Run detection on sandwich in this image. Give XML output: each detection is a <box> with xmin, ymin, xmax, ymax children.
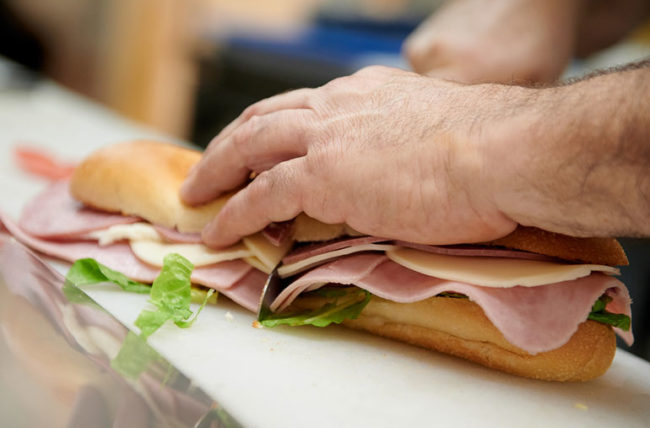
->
<box><xmin>1</xmin><ymin>140</ymin><xmax>633</xmax><ymax>381</ymax></box>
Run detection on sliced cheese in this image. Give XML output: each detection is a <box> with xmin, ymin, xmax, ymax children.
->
<box><xmin>130</xmin><ymin>241</ymin><xmax>252</xmax><ymax>267</ymax></box>
<box><xmin>89</xmin><ymin>222</ymin><xmax>162</xmax><ymax>246</ymax></box>
<box><xmin>90</xmin><ymin>223</ymin><xmax>293</xmax><ymax>271</ymax></box>
<box><xmin>278</xmin><ymin>244</ymin><xmax>396</xmax><ymax>277</ymax></box>
<box><xmin>386</xmin><ymin>247</ymin><xmax>619</xmax><ymax>288</ymax></box>
<box><xmin>243</xmin><ymin>232</ymin><xmax>293</xmax><ymax>272</ymax></box>
<box><xmin>245</xmin><ymin>256</ymin><xmax>272</xmax><ymax>274</ymax></box>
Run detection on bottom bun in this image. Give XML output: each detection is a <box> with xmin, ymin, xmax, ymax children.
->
<box><xmin>293</xmin><ymin>295</ymin><xmax>616</xmax><ymax>382</ymax></box>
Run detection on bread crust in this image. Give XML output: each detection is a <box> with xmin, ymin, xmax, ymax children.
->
<box><xmin>485</xmin><ymin>226</ymin><xmax>628</xmax><ymax>266</ymax></box>
<box><xmin>293</xmin><ymin>295</ymin><xmax>616</xmax><ymax>381</ymax></box>
<box><xmin>70</xmin><ymin>140</ymin><xmax>233</xmax><ymax>233</ymax></box>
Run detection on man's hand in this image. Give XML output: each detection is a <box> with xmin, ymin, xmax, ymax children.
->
<box><xmin>403</xmin><ymin>0</ymin><xmax>583</xmax><ymax>83</ymax></box>
<box><xmin>182</xmin><ymin>64</ymin><xmax>650</xmax><ymax>247</ymax></box>
<box><xmin>181</xmin><ymin>66</ymin><xmax>521</xmax><ymax>248</ymax></box>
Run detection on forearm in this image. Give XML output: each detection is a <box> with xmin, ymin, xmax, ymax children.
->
<box><xmin>485</xmin><ymin>62</ymin><xmax>650</xmax><ymax>237</ymax></box>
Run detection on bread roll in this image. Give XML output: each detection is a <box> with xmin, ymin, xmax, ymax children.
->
<box><xmin>292</xmin><ymin>295</ymin><xmax>616</xmax><ymax>381</ymax></box>
<box><xmin>71</xmin><ymin>140</ymin><xmax>231</xmax><ymax>233</ymax></box>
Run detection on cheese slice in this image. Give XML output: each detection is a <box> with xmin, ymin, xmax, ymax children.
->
<box><xmin>90</xmin><ymin>222</ymin><xmax>293</xmax><ymax>270</ymax></box>
<box><xmin>89</xmin><ymin>222</ymin><xmax>162</xmax><ymax>246</ymax></box>
<box><xmin>130</xmin><ymin>240</ymin><xmax>252</xmax><ymax>267</ymax></box>
<box><xmin>245</xmin><ymin>256</ymin><xmax>272</xmax><ymax>274</ymax></box>
<box><xmin>386</xmin><ymin>247</ymin><xmax>619</xmax><ymax>288</ymax></box>
<box><xmin>278</xmin><ymin>244</ymin><xmax>396</xmax><ymax>277</ymax></box>
<box><xmin>243</xmin><ymin>232</ymin><xmax>293</xmax><ymax>272</ymax></box>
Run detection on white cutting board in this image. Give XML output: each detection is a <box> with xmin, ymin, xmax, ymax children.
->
<box><xmin>1</xmin><ymin>75</ymin><xmax>649</xmax><ymax>428</ymax></box>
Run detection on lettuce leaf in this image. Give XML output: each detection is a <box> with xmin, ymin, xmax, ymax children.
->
<box><xmin>66</xmin><ymin>258</ymin><xmax>151</xmax><ymax>293</ymax></box>
<box><xmin>259</xmin><ymin>287</ymin><xmax>370</xmax><ymax>328</ymax></box>
<box><xmin>135</xmin><ymin>253</ymin><xmax>214</xmax><ymax>339</ymax></box>
<box><xmin>588</xmin><ymin>295</ymin><xmax>630</xmax><ymax>331</ymax></box>
<box><xmin>111</xmin><ymin>331</ymin><xmax>166</xmax><ymax>379</ymax></box>
<box><xmin>66</xmin><ymin>254</ymin><xmax>214</xmax><ymax>339</ymax></box>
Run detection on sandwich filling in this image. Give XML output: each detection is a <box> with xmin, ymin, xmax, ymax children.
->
<box><xmin>0</xmin><ymin>179</ymin><xmax>634</xmax><ymax>356</ymax></box>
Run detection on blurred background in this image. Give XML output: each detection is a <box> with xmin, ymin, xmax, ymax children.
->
<box><xmin>1</xmin><ymin>0</ymin><xmax>649</xmax><ymax>361</ymax></box>
<box><xmin>3</xmin><ymin>0</ymin><xmax>648</xmax><ymax>144</ymax></box>
<box><xmin>0</xmin><ymin>0</ymin><xmax>440</xmax><ymax>144</ymax></box>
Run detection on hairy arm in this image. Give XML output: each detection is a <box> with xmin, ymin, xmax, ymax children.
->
<box><xmin>487</xmin><ymin>61</ymin><xmax>650</xmax><ymax>237</ymax></box>
<box><xmin>181</xmin><ymin>64</ymin><xmax>650</xmax><ymax>248</ymax></box>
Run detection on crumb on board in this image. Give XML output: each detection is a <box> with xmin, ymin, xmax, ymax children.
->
<box><xmin>573</xmin><ymin>403</ymin><xmax>589</xmax><ymax>411</ymax></box>
<box><xmin>252</xmin><ymin>321</ymin><xmax>264</xmax><ymax>329</ymax></box>
<box><xmin>225</xmin><ymin>311</ymin><xmax>234</xmax><ymax>322</ymax></box>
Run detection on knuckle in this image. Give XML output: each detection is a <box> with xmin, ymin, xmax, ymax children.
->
<box><xmin>233</xmin><ymin>115</ymin><xmax>262</xmax><ymax>150</ymax></box>
<box><xmin>248</xmin><ymin>170</ymin><xmax>273</xmax><ymax>199</ymax></box>
<box><xmin>241</xmin><ymin>102</ymin><xmax>262</xmax><ymax>120</ymax></box>
<box><xmin>355</xmin><ymin>65</ymin><xmax>392</xmax><ymax>78</ymax></box>
<box><xmin>322</xmin><ymin>75</ymin><xmax>348</xmax><ymax>92</ymax></box>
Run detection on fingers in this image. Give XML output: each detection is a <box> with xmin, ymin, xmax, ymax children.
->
<box><xmin>204</xmin><ymin>88</ymin><xmax>315</xmax><ymax>153</ymax></box>
<box><xmin>201</xmin><ymin>158</ymin><xmax>306</xmax><ymax>248</ymax></box>
<box><xmin>181</xmin><ymin>109</ymin><xmax>315</xmax><ymax>205</ymax></box>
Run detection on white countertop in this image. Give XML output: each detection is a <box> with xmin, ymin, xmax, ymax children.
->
<box><xmin>1</xmin><ymin>70</ymin><xmax>650</xmax><ymax>428</ymax></box>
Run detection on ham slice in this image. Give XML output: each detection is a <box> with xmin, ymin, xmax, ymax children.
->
<box><xmin>393</xmin><ymin>241</ymin><xmax>559</xmax><ymax>262</ymax></box>
<box><xmin>282</xmin><ymin>236</ymin><xmax>388</xmax><ymax>265</ymax></box>
<box><xmin>18</xmin><ymin>180</ymin><xmax>139</xmax><ymax>239</ymax></box>
<box><xmin>14</xmin><ymin>146</ymin><xmax>77</xmax><ymax>180</ymax></box>
<box><xmin>1</xmin><ymin>210</ymin><xmax>253</xmax><ymax>290</ymax></box>
<box><xmin>279</xmin><ymin>237</ymin><xmax>561</xmax><ymax>278</ymax></box>
<box><xmin>262</xmin><ymin>221</ymin><xmax>293</xmax><ymax>246</ymax></box>
<box><xmin>153</xmin><ymin>225</ymin><xmax>203</xmax><ymax>244</ymax></box>
<box><xmin>221</xmin><ymin>269</ymin><xmax>267</xmax><ymax>312</ymax></box>
<box><xmin>4</xmin><ymin>179</ymin><xmax>267</xmax><ymax>300</ymax></box>
<box><xmin>271</xmin><ymin>253</ymin><xmax>633</xmax><ymax>354</ymax></box>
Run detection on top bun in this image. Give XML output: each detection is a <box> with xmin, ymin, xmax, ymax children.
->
<box><xmin>71</xmin><ymin>140</ymin><xmax>628</xmax><ymax>265</ymax></box>
<box><xmin>71</xmin><ymin>140</ymin><xmax>231</xmax><ymax>233</ymax></box>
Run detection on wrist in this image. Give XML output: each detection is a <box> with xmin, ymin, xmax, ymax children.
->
<box><xmin>486</xmin><ymin>68</ymin><xmax>650</xmax><ymax>237</ymax></box>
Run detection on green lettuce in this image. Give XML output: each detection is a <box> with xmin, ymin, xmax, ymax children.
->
<box><xmin>259</xmin><ymin>287</ymin><xmax>371</xmax><ymax>328</ymax></box>
<box><xmin>588</xmin><ymin>295</ymin><xmax>631</xmax><ymax>331</ymax></box>
<box><xmin>111</xmin><ymin>331</ymin><xmax>167</xmax><ymax>379</ymax></box>
<box><xmin>66</xmin><ymin>254</ymin><xmax>214</xmax><ymax>339</ymax></box>
<box><xmin>67</xmin><ymin>258</ymin><xmax>151</xmax><ymax>294</ymax></box>
<box><xmin>134</xmin><ymin>253</ymin><xmax>214</xmax><ymax>339</ymax></box>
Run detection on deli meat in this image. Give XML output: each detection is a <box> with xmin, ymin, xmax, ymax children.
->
<box><xmin>220</xmin><ymin>269</ymin><xmax>268</xmax><ymax>311</ymax></box>
<box><xmin>281</xmin><ymin>237</ymin><xmax>560</xmax><ymax>272</ymax></box>
<box><xmin>19</xmin><ymin>180</ymin><xmax>139</xmax><ymax>239</ymax></box>
<box><xmin>262</xmin><ymin>221</ymin><xmax>293</xmax><ymax>246</ymax></box>
<box><xmin>2</xmin><ymin>210</ymin><xmax>254</xmax><ymax>290</ymax></box>
<box><xmin>271</xmin><ymin>253</ymin><xmax>633</xmax><ymax>354</ymax></box>
<box><xmin>393</xmin><ymin>241</ymin><xmax>558</xmax><ymax>262</ymax></box>
<box><xmin>153</xmin><ymin>225</ymin><xmax>203</xmax><ymax>244</ymax></box>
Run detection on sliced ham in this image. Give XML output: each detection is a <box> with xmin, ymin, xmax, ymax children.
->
<box><xmin>153</xmin><ymin>225</ymin><xmax>203</xmax><ymax>244</ymax></box>
<box><xmin>279</xmin><ymin>237</ymin><xmax>562</xmax><ymax>278</ymax></box>
<box><xmin>14</xmin><ymin>146</ymin><xmax>77</xmax><ymax>180</ymax></box>
<box><xmin>262</xmin><ymin>221</ymin><xmax>293</xmax><ymax>246</ymax></box>
<box><xmin>220</xmin><ymin>269</ymin><xmax>268</xmax><ymax>312</ymax></box>
<box><xmin>18</xmin><ymin>180</ymin><xmax>139</xmax><ymax>239</ymax></box>
<box><xmin>282</xmin><ymin>236</ymin><xmax>388</xmax><ymax>265</ymax></box>
<box><xmin>271</xmin><ymin>253</ymin><xmax>633</xmax><ymax>354</ymax></box>
<box><xmin>393</xmin><ymin>241</ymin><xmax>559</xmax><ymax>262</ymax></box>
<box><xmin>2</xmin><ymin>210</ymin><xmax>252</xmax><ymax>290</ymax></box>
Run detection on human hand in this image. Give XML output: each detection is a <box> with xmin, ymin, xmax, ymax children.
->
<box><xmin>403</xmin><ymin>0</ymin><xmax>583</xmax><ymax>84</ymax></box>
<box><xmin>181</xmin><ymin>66</ymin><xmax>523</xmax><ymax>248</ymax></box>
